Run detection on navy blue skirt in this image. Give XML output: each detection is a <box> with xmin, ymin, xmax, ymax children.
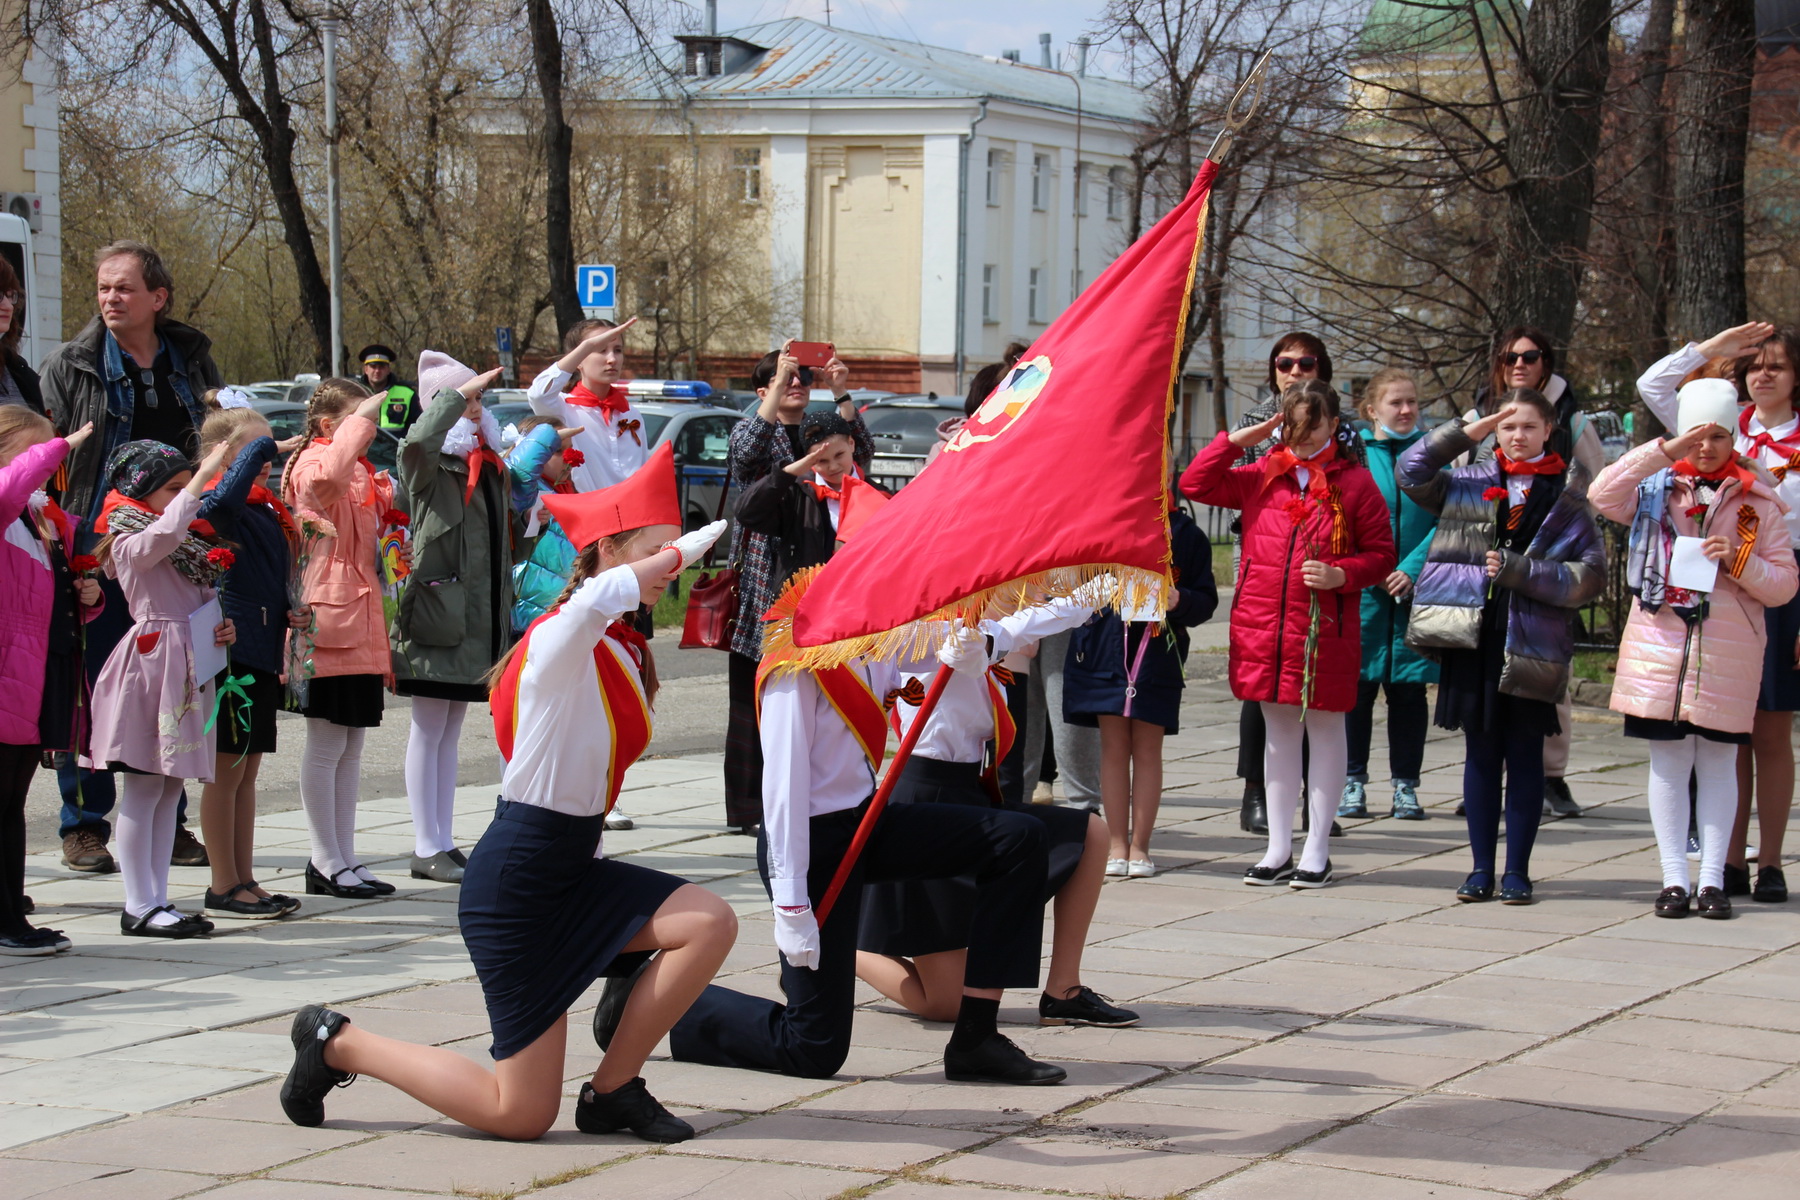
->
<box><xmin>1761</xmin><ymin>555</ymin><xmax>1800</xmax><ymax>712</ymax></box>
<box><xmin>857</xmin><ymin>757</ymin><xmax>1090</xmax><ymax>958</ymax></box>
<box><xmin>458</xmin><ymin>800</ymin><xmax>684</xmax><ymax>1059</ymax></box>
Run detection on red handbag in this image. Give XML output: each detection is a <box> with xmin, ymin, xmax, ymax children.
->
<box><xmin>679</xmin><ymin>474</ymin><xmax>738</xmax><ymax>651</ymax></box>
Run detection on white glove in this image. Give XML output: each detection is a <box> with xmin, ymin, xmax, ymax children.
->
<box><xmin>936</xmin><ymin>626</ymin><xmax>989</xmax><ymax>675</ymax></box>
<box><xmin>773</xmin><ymin>904</ymin><xmax>821</xmax><ymax>969</ymax></box>
<box><xmin>667</xmin><ymin>519</ymin><xmax>728</xmax><ymax>571</ymax></box>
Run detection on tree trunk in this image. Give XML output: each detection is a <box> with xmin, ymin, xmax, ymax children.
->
<box><xmin>1671</xmin><ymin>0</ymin><xmax>1757</xmax><ymax>340</ymax></box>
<box><xmin>528</xmin><ymin>0</ymin><xmax>582</xmax><ymax>338</ymax></box>
<box><xmin>1490</xmin><ymin>0</ymin><xmax>1613</xmax><ymax>347</ymax></box>
<box><xmin>1627</xmin><ymin>0</ymin><xmax>1676</xmax><ymax>440</ymax></box>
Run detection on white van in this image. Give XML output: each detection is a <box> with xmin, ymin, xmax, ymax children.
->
<box><xmin>0</xmin><ymin>212</ymin><xmax>40</xmax><ymax>367</ymax></box>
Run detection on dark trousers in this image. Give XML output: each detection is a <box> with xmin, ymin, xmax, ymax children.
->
<box><xmin>1462</xmin><ymin>725</ymin><xmax>1544</xmax><ymax>880</ymax></box>
<box><xmin>1346</xmin><ymin>679</ymin><xmax>1429</xmax><ymax>786</ymax></box>
<box><xmin>724</xmin><ymin>652</ymin><xmax>765</xmax><ymax>829</ymax></box>
<box><xmin>997</xmin><ymin>674</ymin><xmax>1030</xmax><ymax>807</ymax></box>
<box><xmin>1</xmin><ymin>742</ymin><xmax>36</xmax><ymax>935</ymax></box>
<box><xmin>670</xmin><ymin>798</ymin><xmax>1047</xmax><ymax>1079</ymax></box>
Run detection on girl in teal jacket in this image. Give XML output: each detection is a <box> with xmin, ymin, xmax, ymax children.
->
<box><xmin>506</xmin><ymin>416</ymin><xmax>581</xmax><ymax>633</ymax></box>
<box><xmin>1343</xmin><ymin>369</ymin><xmax>1441</xmax><ymax>820</ymax></box>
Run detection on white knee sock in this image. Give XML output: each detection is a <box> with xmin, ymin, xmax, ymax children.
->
<box><xmin>1299</xmin><ymin>710</ymin><xmax>1347</xmax><ymax>874</ymax></box>
<box><xmin>435</xmin><ymin>702</ymin><xmax>465</xmax><ymax>852</ymax></box>
<box><xmin>1648</xmin><ymin>738</ymin><xmax>1697</xmax><ymax>890</ymax></box>
<box><xmin>1694</xmin><ymin>737</ymin><xmax>1738</xmax><ymax>892</ymax></box>
<box><xmin>1261</xmin><ymin>702</ymin><xmax>1304</xmax><ymax>868</ymax></box>
<box><xmin>302</xmin><ymin>719</ymin><xmax>352</xmax><ymax>879</ymax></box>
<box><xmin>405</xmin><ymin>698</ymin><xmax>467</xmax><ymax>857</ymax></box>
<box><xmin>118</xmin><ymin>773</ymin><xmax>184</xmax><ymax>925</ymax></box>
<box><xmin>334</xmin><ymin>727</ymin><xmax>373</xmax><ymax>881</ymax></box>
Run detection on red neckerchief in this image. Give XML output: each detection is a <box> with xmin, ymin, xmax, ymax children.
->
<box><xmin>193</xmin><ymin>477</ymin><xmax>300</xmax><ymax>544</ymax></box>
<box><xmin>1496</xmin><ymin>450</ymin><xmax>1566</xmax><ymax>477</ymax></box>
<box><xmin>806</xmin><ymin>468</ymin><xmax>859</xmax><ymax>503</ymax></box>
<box><xmin>1261</xmin><ymin>439</ymin><xmax>1337</xmax><ymax>497</ymax></box>
<box><xmin>565</xmin><ymin>381</ymin><xmax>630</xmax><ymax>418</ymax></box>
<box><xmin>605</xmin><ymin>620</ymin><xmax>648</xmax><ymax>669</ymax></box>
<box><xmin>464</xmin><ymin>447</ymin><xmax>505</xmax><ymax>504</ymax></box>
<box><xmin>94</xmin><ymin>490</ymin><xmax>155</xmax><ymax>534</ymax></box>
<box><xmin>1738</xmin><ymin>405</ymin><xmax>1800</xmax><ymax>458</ymax></box>
<box><xmin>1676</xmin><ymin>459</ymin><xmax>1758</xmax><ymax>487</ymax></box>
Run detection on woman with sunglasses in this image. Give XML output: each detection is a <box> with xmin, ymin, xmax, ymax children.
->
<box><xmin>1457</xmin><ymin>328</ymin><xmax>1605</xmax><ymax>823</ymax></box>
<box><xmin>721</xmin><ymin>342</ymin><xmax>871</xmax><ymax>835</ymax></box>
<box><xmin>1636</xmin><ymin>321</ymin><xmax>1800</xmax><ymax>904</ymax></box>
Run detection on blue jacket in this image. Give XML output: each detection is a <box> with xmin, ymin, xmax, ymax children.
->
<box><xmin>1358</xmin><ymin>429</ymin><xmax>1440</xmax><ymax>685</ymax></box>
<box><xmin>197</xmin><ymin>436</ymin><xmax>291</xmax><ymax>674</ymax></box>
<box><xmin>1066</xmin><ymin>507</ymin><xmax>1219</xmax><ymax>701</ymax></box>
<box><xmin>506</xmin><ymin>424</ymin><xmax>576</xmax><ymax>631</ymax></box>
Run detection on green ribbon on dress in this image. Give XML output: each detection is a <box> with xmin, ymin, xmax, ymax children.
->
<box><xmin>206</xmin><ymin>670</ymin><xmax>257</xmax><ymax>766</ymax></box>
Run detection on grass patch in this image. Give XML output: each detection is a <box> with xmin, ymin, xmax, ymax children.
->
<box><xmin>1211</xmin><ymin>542</ymin><xmax>1235</xmax><ymax>586</ymax></box>
<box><xmin>1571</xmin><ymin>648</ymin><xmax>1616</xmax><ymax>683</ymax></box>
<box><xmin>653</xmin><ymin>565</ymin><xmax>706</xmax><ymax>629</ymax></box>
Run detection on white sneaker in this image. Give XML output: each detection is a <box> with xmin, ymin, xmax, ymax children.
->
<box><xmin>1031</xmin><ymin>782</ymin><xmax>1056</xmax><ymax>805</ymax></box>
<box><xmin>604</xmin><ymin>808</ymin><xmax>635</xmax><ymax>831</ymax></box>
<box><xmin>1127</xmin><ymin>859</ymin><xmax>1156</xmax><ymax>878</ymax></box>
<box><xmin>1104</xmin><ymin>858</ymin><xmax>1129</xmax><ymax>877</ymax></box>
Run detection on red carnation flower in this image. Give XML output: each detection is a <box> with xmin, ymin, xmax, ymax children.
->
<box><xmin>1685</xmin><ymin>504</ymin><xmax>1707</xmax><ymax>520</ymax></box>
<box><xmin>1284</xmin><ymin>498</ymin><xmax>1310</xmax><ymax>525</ymax></box>
<box><xmin>383</xmin><ymin>509</ymin><xmax>409</xmax><ymax>527</ymax></box>
<box><xmin>205</xmin><ymin>547</ymin><xmax>236</xmax><ymax>570</ymax></box>
<box><xmin>560</xmin><ymin>448</ymin><xmax>587</xmax><ymax>467</ymax></box>
<box><xmin>70</xmin><ymin>554</ymin><xmax>99</xmax><ymax>574</ymax></box>
<box><xmin>1482</xmin><ymin>487</ymin><xmax>1506</xmax><ymax>503</ymax></box>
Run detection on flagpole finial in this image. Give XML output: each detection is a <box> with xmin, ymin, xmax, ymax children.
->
<box><xmin>1206</xmin><ymin>49</ymin><xmax>1272</xmax><ymax>165</ymax></box>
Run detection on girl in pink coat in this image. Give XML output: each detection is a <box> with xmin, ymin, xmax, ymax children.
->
<box><xmin>1182</xmin><ymin>379</ymin><xmax>1396</xmax><ymax>889</ymax></box>
<box><xmin>0</xmin><ymin>410</ymin><xmax>102</xmax><ymax>954</ymax></box>
<box><xmin>282</xmin><ymin>380</ymin><xmax>396</xmax><ymax>900</ymax></box>
<box><xmin>1590</xmin><ymin>380</ymin><xmax>1799</xmax><ymax>920</ymax></box>
<box><xmin>85</xmin><ymin>438</ymin><xmax>237</xmax><ymax>939</ymax></box>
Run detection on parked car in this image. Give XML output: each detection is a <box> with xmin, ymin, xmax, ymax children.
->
<box><xmin>252</xmin><ymin>397</ymin><xmax>401</xmax><ymax>494</ymax></box>
<box><xmin>1588</xmin><ymin>411</ymin><xmax>1628</xmax><ymax>463</ymax></box>
<box><xmin>860</xmin><ymin>394</ymin><xmax>966</xmax><ymax>489</ymax></box>
<box><xmin>733</xmin><ymin>388</ymin><xmax>895</xmax><ymax>419</ymax></box>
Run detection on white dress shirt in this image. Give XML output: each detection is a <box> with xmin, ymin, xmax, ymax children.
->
<box><xmin>500</xmin><ymin>565</ymin><xmax>647</xmax><ymax>843</ymax></box>
<box><xmin>526</xmin><ymin>364</ymin><xmax>651</xmax><ymax>493</ymax></box>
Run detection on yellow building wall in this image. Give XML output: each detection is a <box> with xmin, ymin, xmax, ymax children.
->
<box><xmin>805</xmin><ymin>141</ymin><xmax>923</xmax><ymax>357</ymax></box>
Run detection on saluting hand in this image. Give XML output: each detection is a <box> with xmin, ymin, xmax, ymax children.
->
<box><xmin>1229</xmin><ymin>412</ymin><xmax>1282</xmax><ymax>449</ymax></box>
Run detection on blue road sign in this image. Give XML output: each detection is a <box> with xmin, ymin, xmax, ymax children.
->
<box><xmin>496</xmin><ymin>327</ymin><xmax>514</xmax><ymax>354</ymax></box>
<box><xmin>577</xmin><ymin>264</ymin><xmax>616</xmax><ymax>308</ymax></box>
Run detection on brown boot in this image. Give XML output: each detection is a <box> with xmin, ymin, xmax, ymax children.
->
<box><xmin>170</xmin><ymin>825</ymin><xmax>209</xmax><ymax>867</ymax></box>
<box><xmin>60</xmin><ymin>828</ymin><xmax>116</xmax><ymax>873</ymax></box>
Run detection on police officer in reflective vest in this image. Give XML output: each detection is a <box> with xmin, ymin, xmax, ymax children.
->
<box><xmin>359</xmin><ymin>344</ymin><xmax>420</xmax><ymax>433</ymax></box>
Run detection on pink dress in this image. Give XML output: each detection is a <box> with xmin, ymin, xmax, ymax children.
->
<box><xmin>84</xmin><ymin>489</ymin><xmax>219</xmax><ymax>782</ymax></box>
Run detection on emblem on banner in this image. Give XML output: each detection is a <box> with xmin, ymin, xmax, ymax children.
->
<box><xmin>944</xmin><ymin>355</ymin><xmax>1052</xmax><ymax>452</ymax></box>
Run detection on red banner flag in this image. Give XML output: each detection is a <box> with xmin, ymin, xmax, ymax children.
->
<box><xmin>766</xmin><ymin>162</ymin><xmax>1218</xmax><ymax>667</ymax></box>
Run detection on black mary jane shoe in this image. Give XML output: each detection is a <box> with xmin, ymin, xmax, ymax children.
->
<box><xmin>944</xmin><ymin>1032</ymin><xmax>1067</xmax><ymax>1085</ymax></box>
<box><xmin>1499</xmin><ymin>875</ymin><xmax>1534</xmax><ymax>906</ymax></box>
<box><xmin>304</xmin><ymin>863</ymin><xmax>380</xmax><ymax>899</ymax></box>
<box><xmin>205</xmin><ymin>884</ymin><xmax>288</xmax><ymax>921</ymax></box>
<box><xmin>246</xmin><ymin>879</ymin><xmax>301</xmax><ymax>914</ymax></box>
<box><xmin>1753</xmin><ymin>865</ymin><xmax>1788</xmax><ymax>903</ymax></box>
<box><xmin>577</xmin><ymin>1077</ymin><xmax>693</xmax><ymax>1143</ymax></box>
<box><xmin>1654</xmin><ymin>886</ymin><xmax>1691</xmax><ymax>918</ymax></box>
<box><xmin>281</xmin><ymin>1004</ymin><xmax>355</xmax><ymax>1126</ymax></box>
<box><xmin>1696</xmin><ymin>886</ymin><xmax>1734</xmax><ymax>920</ymax></box>
<box><xmin>120</xmin><ymin>904</ymin><xmax>213</xmax><ymax>939</ymax></box>
<box><xmin>347</xmin><ymin>864</ymin><xmax>397</xmax><ymax>896</ymax></box>
<box><xmin>1456</xmin><ymin>873</ymin><xmax>1495</xmax><ymax>903</ymax></box>
<box><xmin>1289</xmin><ymin>860</ymin><xmax>1333</xmax><ymax>889</ymax></box>
<box><xmin>1243</xmin><ymin>857</ymin><xmax>1294</xmax><ymax>886</ymax></box>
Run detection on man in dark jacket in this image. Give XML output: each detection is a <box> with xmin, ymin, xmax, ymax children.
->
<box><xmin>734</xmin><ymin>413</ymin><xmax>869</xmax><ymax>587</ymax></box>
<box><xmin>42</xmin><ymin>240</ymin><xmax>221</xmax><ymax>873</ymax></box>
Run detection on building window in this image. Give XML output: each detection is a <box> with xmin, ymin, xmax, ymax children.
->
<box><xmin>733</xmin><ymin>148</ymin><xmax>762</xmax><ymax>203</ymax></box>
<box><xmin>640</xmin><ymin>259</ymin><xmax>670</xmax><ymax>316</ymax></box>
<box><xmin>1074</xmin><ymin>162</ymin><xmax>1088</xmax><ymax>217</ymax></box>
<box><xmin>1028</xmin><ymin>267</ymin><xmax>1044</xmax><ymax>323</ymax></box>
<box><xmin>1031</xmin><ymin>154</ymin><xmax>1049</xmax><ymax>210</ymax></box>
<box><xmin>985</xmin><ymin>149</ymin><xmax>1001</xmax><ymax>207</ymax></box>
<box><xmin>640</xmin><ymin>151</ymin><xmax>671</xmax><ymax>206</ymax></box>
<box><xmin>1106</xmin><ymin>166</ymin><xmax>1125</xmax><ymax>220</ymax></box>
<box><xmin>981</xmin><ymin>265</ymin><xmax>998</xmax><ymax>323</ymax></box>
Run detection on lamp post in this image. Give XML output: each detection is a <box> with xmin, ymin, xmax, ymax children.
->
<box><xmin>322</xmin><ymin>16</ymin><xmax>344</xmax><ymax>378</ymax></box>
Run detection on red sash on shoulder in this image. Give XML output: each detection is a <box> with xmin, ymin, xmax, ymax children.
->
<box><xmin>491</xmin><ymin>610</ymin><xmax>653</xmax><ymax>816</ymax></box>
<box><xmin>982</xmin><ymin>668</ymin><xmax>1018</xmax><ymax>805</ymax></box>
<box><xmin>757</xmin><ymin>655</ymin><xmax>889</xmax><ymax>774</ymax></box>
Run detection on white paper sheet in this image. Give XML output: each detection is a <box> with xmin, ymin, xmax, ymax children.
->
<box><xmin>188</xmin><ymin>597</ymin><xmax>228</xmax><ymax>682</ymax></box>
<box><xmin>1668</xmin><ymin>535</ymin><xmax>1720</xmax><ymax>594</ymax></box>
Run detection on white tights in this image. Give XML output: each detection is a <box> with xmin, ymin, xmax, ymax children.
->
<box><xmin>301</xmin><ymin>718</ymin><xmax>367</xmax><ymax>882</ymax></box>
<box><xmin>117</xmin><ymin>773</ymin><xmax>185</xmax><ymax>926</ymax></box>
<box><xmin>406</xmin><ymin>698</ymin><xmax>467</xmax><ymax>858</ymax></box>
<box><xmin>1648</xmin><ymin>736</ymin><xmax>1737</xmax><ymax>892</ymax></box>
<box><xmin>1260</xmin><ymin>702</ymin><xmax>1347</xmax><ymax>874</ymax></box>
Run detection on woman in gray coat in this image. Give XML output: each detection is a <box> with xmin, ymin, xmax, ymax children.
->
<box><xmin>391</xmin><ymin>353</ymin><xmax>518</xmax><ymax>882</ymax></box>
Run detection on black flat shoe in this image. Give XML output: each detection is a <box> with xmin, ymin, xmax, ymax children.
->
<box><xmin>246</xmin><ymin>879</ymin><xmax>301</xmax><ymax>914</ymax></box>
<box><xmin>576</xmin><ymin>1077</ymin><xmax>692</xmax><ymax>1143</ymax></box>
<box><xmin>1456</xmin><ymin>873</ymin><xmax>1494</xmax><ymax>903</ymax></box>
<box><xmin>1654</xmin><ymin>886</ymin><xmax>1691</xmax><ymax>918</ymax></box>
<box><xmin>1723</xmin><ymin>863</ymin><xmax>1753</xmax><ymax>896</ymax></box>
<box><xmin>1289</xmin><ymin>860</ymin><xmax>1333</xmax><ymax>889</ymax></box>
<box><xmin>1696</xmin><ymin>886</ymin><xmax>1734</xmax><ymax>919</ymax></box>
<box><xmin>1499</xmin><ymin>875</ymin><xmax>1534</xmax><ymax>905</ymax></box>
<box><xmin>1039</xmin><ymin>985</ymin><xmax>1140</xmax><ymax>1027</ymax></box>
<box><xmin>305</xmin><ymin>863</ymin><xmax>379</xmax><ymax>899</ymax></box>
<box><xmin>1753</xmin><ymin>865</ymin><xmax>1788</xmax><ymax>903</ymax></box>
<box><xmin>593</xmin><ymin>955</ymin><xmax>654</xmax><ymax>1052</ymax></box>
<box><xmin>1243</xmin><ymin>857</ymin><xmax>1293</xmax><ymax>886</ymax></box>
<box><xmin>1330</xmin><ymin>820</ymin><xmax>1345</xmax><ymax>838</ymax></box>
<box><xmin>205</xmin><ymin>884</ymin><xmax>287</xmax><ymax>920</ymax></box>
<box><xmin>281</xmin><ymin>1005</ymin><xmax>354</xmax><ymax>1126</ymax></box>
<box><xmin>944</xmin><ymin>1032</ymin><xmax>1066</xmax><ymax>1085</ymax></box>
<box><xmin>348</xmin><ymin>865</ymin><xmax>396</xmax><ymax>895</ymax></box>
<box><xmin>120</xmin><ymin>905</ymin><xmax>212</xmax><ymax>938</ymax></box>
<box><xmin>1240</xmin><ymin>783</ymin><xmax>1268</xmax><ymax>834</ymax></box>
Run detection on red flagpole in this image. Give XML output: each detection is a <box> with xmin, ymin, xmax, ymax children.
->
<box><xmin>815</xmin><ymin>663</ymin><xmax>953</xmax><ymax>925</ymax></box>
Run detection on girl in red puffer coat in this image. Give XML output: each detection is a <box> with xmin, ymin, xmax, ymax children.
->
<box><xmin>1182</xmin><ymin>380</ymin><xmax>1396</xmax><ymax>889</ymax></box>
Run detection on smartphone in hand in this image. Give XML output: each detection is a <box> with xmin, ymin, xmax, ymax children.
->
<box><xmin>790</xmin><ymin>341</ymin><xmax>835</xmax><ymax>368</ymax></box>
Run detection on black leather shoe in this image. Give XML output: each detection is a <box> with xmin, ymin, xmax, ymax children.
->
<box><xmin>944</xmin><ymin>1032</ymin><xmax>1066</xmax><ymax>1085</ymax></box>
<box><xmin>281</xmin><ymin>1005</ymin><xmax>354</xmax><ymax>1126</ymax></box>
<box><xmin>593</xmin><ymin>955</ymin><xmax>654</xmax><ymax>1051</ymax></box>
<box><xmin>1696</xmin><ymin>886</ymin><xmax>1734</xmax><ymax>919</ymax></box>
<box><xmin>205</xmin><ymin>884</ymin><xmax>287</xmax><ymax>920</ymax></box>
<box><xmin>1454</xmin><ymin>801</ymin><xmax>1466</xmax><ymax>817</ymax></box>
<box><xmin>305</xmin><ymin>863</ymin><xmax>379</xmax><ymax>899</ymax></box>
<box><xmin>1753</xmin><ymin>865</ymin><xmax>1788</xmax><ymax>903</ymax></box>
<box><xmin>1723</xmin><ymin>862</ymin><xmax>1753</xmax><ymax>897</ymax></box>
<box><xmin>1243</xmin><ymin>857</ymin><xmax>1293</xmax><ymax>886</ymax></box>
<box><xmin>348</xmin><ymin>865</ymin><xmax>396</xmax><ymax>895</ymax></box>
<box><xmin>1289</xmin><ymin>860</ymin><xmax>1333</xmax><ymax>889</ymax></box>
<box><xmin>1240</xmin><ymin>783</ymin><xmax>1268</xmax><ymax>834</ymax></box>
<box><xmin>1456</xmin><ymin>873</ymin><xmax>1494</xmax><ymax>903</ymax></box>
<box><xmin>1039</xmin><ymin>985</ymin><xmax>1140</xmax><ymax>1027</ymax></box>
<box><xmin>120</xmin><ymin>905</ymin><xmax>213</xmax><ymax>938</ymax></box>
<box><xmin>576</xmin><ymin>1077</ymin><xmax>693</xmax><ymax>1142</ymax></box>
<box><xmin>1654</xmin><ymin>886</ymin><xmax>1691</xmax><ymax>917</ymax></box>
<box><xmin>1499</xmin><ymin>875</ymin><xmax>1534</xmax><ymax>905</ymax></box>
<box><xmin>1543</xmin><ymin>778</ymin><xmax>1582</xmax><ymax>818</ymax></box>
<box><xmin>1330</xmin><ymin>820</ymin><xmax>1345</xmax><ymax>838</ymax></box>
